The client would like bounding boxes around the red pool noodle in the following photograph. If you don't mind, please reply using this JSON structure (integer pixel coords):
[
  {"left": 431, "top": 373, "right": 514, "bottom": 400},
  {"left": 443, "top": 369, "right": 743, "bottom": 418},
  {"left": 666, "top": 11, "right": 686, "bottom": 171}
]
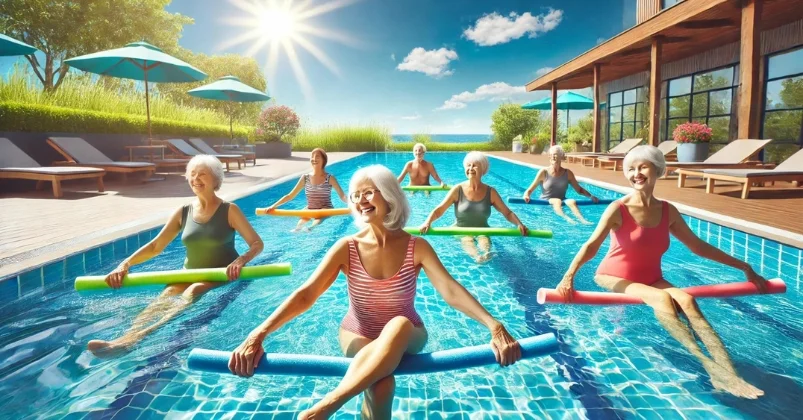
[{"left": 537, "top": 279, "right": 786, "bottom": 305}]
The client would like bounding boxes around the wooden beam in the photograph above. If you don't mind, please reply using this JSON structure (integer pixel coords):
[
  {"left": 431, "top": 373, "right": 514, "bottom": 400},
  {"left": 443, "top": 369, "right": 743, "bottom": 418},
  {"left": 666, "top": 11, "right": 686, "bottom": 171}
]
[
  {"left": 677, "top": 18, "right": 736, "bottom": 29},
  {"left": 593, "top": 64, "right": 602, "bottom": 152},
  {"left": 738, "top": 0, "right": 762, "bottom": 139},
  {"left": 551, "top": 83, "right": 558, "bottom": 146},
  {"left": 649, "top": 37, "right": 663, "bottom": 147}
]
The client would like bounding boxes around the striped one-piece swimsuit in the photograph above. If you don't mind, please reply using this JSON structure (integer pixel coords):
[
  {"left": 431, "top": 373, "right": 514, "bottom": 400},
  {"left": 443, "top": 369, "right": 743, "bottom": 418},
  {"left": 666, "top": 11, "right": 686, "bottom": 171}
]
[
  {"left": 305, "top": 174, "right": 334, "bottom": 210},
  {"left": 340, "top": 236, "right": 424, "bottom": 339}
]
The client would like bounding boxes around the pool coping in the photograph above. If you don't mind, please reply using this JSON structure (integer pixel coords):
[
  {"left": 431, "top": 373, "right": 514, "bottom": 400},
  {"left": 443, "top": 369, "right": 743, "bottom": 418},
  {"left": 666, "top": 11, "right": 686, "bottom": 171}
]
[{"left": 490, "top": 153, "right": 803, "bottom": 249}]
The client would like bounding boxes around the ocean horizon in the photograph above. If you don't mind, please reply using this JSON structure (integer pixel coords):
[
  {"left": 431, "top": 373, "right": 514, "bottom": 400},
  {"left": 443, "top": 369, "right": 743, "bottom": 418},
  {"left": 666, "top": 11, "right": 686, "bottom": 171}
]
[{"left": 392, "top": 134, "right": 492, "bottom": 144}]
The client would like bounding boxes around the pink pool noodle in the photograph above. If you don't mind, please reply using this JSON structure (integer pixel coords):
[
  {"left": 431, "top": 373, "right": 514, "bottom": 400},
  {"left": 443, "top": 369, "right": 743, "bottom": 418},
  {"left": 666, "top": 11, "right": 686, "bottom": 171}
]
[{"left": 537, "top": 279, "right": 786, "bottom": 305}]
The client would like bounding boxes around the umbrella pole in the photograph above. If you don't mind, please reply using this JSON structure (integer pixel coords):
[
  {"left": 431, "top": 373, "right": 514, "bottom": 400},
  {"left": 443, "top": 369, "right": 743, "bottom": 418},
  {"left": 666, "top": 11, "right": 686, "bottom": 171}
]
[
  {"left": 230, "top": 111, "right": 233, "bottom": 141},
  {"left": 144, "top": 70, "right": 152, "bottom": 144}
]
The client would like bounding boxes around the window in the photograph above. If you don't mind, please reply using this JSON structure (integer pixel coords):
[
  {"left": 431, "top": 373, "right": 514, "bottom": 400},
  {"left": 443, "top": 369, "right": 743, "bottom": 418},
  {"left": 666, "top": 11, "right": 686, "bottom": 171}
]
[
  {"left": 762, "top": 45, "right": 803, "bottom": 163},
  {"left": 607, "top": 87, "right": 645, "bottom": 150},
  {"left": 662, "top": 0, "right": 683, "bottom": 9},
  {"left": 663, "top": 65, "right": 737, "bottom": 145}
]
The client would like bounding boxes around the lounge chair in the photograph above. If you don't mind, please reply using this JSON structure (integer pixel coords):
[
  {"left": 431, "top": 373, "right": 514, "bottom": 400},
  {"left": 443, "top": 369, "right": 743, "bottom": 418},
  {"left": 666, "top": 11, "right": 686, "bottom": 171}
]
[
  {"left": 163, "top": 139, "right": 245, "bottom": 171},
  {"left": 595, "top": 140, "right": 678, "bottom": 171},
  {"left": 698, "top": 147, "right": 803, "bottom": 199},
  {"left": 0, "top": 137, "right": 105, "bottom": 198},
  {"left": 47, "top": 137, "right": 156, "bottom": 181},
  {"left": 188, "top": 138, "right": 255, "bottom": 166},
  {"left": 673, "top": 139, "right": 775, "bottom": 187},
  {"left": 568, "top": 138, "right": 644, "bottom": 167}
]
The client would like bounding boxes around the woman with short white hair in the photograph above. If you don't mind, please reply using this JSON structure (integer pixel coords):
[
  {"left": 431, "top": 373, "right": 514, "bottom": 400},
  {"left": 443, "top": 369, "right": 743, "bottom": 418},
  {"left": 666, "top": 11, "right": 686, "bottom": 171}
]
[
  {"left": 229, "top": 164, "right": 521, "bottom": 418},
  {"left": 420, "top": 151, "right": 528, "bottom": 263},
  {"left": 88, "top": 155, "right": 263, "bottom": 357},
  {"left": 554, "top": 145, "right": 767, "bottom": 399},
  {"left": 397, "top": 142, "right": 445, "bottom": 194},
  {"left": 522, "top": 145, "right": 599, "bottom": 224}
]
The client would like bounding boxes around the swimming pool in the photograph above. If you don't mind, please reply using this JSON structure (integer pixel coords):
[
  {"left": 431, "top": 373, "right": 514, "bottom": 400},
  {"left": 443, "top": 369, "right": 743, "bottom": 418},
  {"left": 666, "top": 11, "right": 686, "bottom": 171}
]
[{"left": 0, "top": 152, "right": 801, "bottom": 419}]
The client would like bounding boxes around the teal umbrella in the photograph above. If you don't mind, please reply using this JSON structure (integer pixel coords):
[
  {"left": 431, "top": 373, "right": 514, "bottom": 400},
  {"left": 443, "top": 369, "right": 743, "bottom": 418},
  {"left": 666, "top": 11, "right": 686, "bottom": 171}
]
[
  {"left": 187, "top": 75, "right": 271, "bottom": 139},
  {"left": 522, "top": 91, "right": 595, "bottom": 144},
  {"left": 0, "top": 33, "right": 37, "bottom": 56},
  {"left": 65, "top": 41, "right": 207, "bottom": 141}
]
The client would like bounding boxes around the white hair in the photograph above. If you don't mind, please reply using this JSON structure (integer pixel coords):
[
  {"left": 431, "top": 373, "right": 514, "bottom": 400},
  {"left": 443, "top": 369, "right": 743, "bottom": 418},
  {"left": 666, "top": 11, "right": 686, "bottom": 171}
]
[
  {"left": 463, "top": 151, "right": 489, "bottom": 176},
  {"left": 413, "top": 143, "right": 427, "bottom": 153},
  {"left": 548, "top": 145, "right": 565, "bottom": 159},
  {"left": 185, "top": 155, "right": 225, "bottom": 191},
  {"left": 349, "top": 165, "right": 410, "bottom": 231},
  {"left": 623, "top": 145, "right": 667, "bottom": 178}
]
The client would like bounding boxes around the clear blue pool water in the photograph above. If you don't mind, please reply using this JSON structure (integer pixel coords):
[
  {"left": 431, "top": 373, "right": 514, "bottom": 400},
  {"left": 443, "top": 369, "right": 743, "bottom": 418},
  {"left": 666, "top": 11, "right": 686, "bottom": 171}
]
[{"left": 0, "top": 152, "right": 801, "bottom": 420}]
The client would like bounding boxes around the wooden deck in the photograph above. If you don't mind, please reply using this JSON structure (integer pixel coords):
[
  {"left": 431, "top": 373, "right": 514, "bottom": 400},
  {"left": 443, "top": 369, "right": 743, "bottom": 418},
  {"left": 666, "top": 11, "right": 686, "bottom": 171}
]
[{"left": 491, "top": 152, "right": 803, "bottom": 248}]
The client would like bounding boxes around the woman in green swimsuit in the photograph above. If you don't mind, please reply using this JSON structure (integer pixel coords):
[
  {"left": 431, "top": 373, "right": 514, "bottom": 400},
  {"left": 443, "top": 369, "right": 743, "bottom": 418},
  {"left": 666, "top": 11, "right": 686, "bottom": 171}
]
[
  {"left": 419, "top": 152, "right": 528, "bottom": 263},
  {"left": 87, "top": 155, "right": 264, "bottom": 358}
]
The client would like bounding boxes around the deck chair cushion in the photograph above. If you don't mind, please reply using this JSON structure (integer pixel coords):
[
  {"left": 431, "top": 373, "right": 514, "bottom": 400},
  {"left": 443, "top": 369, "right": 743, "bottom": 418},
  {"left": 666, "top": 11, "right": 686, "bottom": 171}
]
[
  {"left": 703, "top": 148, "right": 803, "bottom": 177},
  {"left": 0, "top": 166, "right": 104, "bottom": 175},
  {"left": 0, "top": 137, "right": 42, "bottom": 168},
  {"left": 48, "top": 137, "right": 113, "bottom": 163},
  {"left": 167, "top": 139, "right": 242, "bottom": 159},
  {"left": 702, "top": 139, "right": 772, "bottom": 164}
]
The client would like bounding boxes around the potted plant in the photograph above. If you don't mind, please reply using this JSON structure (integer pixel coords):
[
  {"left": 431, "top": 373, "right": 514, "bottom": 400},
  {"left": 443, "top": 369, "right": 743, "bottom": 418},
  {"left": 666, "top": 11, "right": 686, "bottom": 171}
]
[
  {"left": 254, "top": 105, "right": 299, "bottom": 158},
  {"left": 673, "top": 122, "right": 712, "bottom": 162},
  {"left": 528, "top": 135, "right": 548, "bottom": 154}
]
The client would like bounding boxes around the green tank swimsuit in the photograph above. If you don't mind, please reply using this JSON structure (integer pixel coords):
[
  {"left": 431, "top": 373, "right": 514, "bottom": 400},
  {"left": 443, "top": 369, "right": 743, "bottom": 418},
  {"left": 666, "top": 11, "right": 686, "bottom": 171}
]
[
  {"left": 181, "top": 202, "right": 239, "bottom": 269},
  {"left": 454, "top": 185, "right": 492, "bottom": 228}
]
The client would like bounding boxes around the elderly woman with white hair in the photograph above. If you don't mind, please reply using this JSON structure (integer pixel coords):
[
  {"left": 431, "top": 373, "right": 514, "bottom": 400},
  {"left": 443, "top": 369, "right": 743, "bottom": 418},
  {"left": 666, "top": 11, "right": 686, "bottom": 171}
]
[
  {"left": 228, "top": 164, "right": 521, "bottom": 419},
  {"left": 555, "top": 145, "right": 768, "bottom": 399},
  {"left": 397, "top": 142, "right": 445, "bottom": 194},
  {"left": 420, "top": 151, "right": 528, "bottom": 263},
  {"left": 522, "top": 145, "right": 599, "bottom": 225},
  {"left": 87, "top": 155, "right": 263, "bottom": 357}
]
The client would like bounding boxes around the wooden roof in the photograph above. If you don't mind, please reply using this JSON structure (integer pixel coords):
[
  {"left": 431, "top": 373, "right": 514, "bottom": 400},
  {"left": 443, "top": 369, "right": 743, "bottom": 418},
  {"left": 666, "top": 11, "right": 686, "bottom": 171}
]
[{"left": 526, "top": 0, "right": 803, "bottom": 91}]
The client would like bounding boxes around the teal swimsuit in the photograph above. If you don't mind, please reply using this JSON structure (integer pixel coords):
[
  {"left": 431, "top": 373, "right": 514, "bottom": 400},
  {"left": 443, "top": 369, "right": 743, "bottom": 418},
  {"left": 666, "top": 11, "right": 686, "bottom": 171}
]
[
  {"left": 180, "top": 202, "right": 239, "bottom": 269},
  {"left": 454, "top": 186, "right": 492, "bottom": 228}
]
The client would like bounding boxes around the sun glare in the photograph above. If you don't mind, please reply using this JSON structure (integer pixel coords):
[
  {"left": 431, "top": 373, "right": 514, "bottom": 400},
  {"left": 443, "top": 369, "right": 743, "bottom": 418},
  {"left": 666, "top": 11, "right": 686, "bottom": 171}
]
[{"left": 221, "top": 0, "right": 363, "bottom": 100}]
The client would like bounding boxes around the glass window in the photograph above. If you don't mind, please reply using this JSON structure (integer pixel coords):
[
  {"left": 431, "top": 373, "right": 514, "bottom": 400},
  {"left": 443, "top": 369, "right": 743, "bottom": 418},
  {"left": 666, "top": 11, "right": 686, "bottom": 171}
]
[
  {"left": 708, "top": 90, "right": 733, "bottom": 115},
  {"left": 609, "top": 123, "right": 622, "bottom": 141},
  {"left": 669, "top": 76, "right": 692, "bottom": 96},
  {"left": 765, "top": 76, "right": 803, "bottom": 110},
  {"left": 763, "top": 110, "right": 803, "bottom": 142},
  {"left": 669, "top": 96, "right": 690, "bottom": 118},
  {"left": 608, "top": 87, "right": 645, "bottom": 149},
  {"left": 693, "top": 68, "right": 734, "bottom": 92},
  {"left": 623, "top": 88, "right": 637, "bottom": 105},
  {"left": 761, "top": 46, "right": 803, "bottom": 163},
  {"left": 610, "top": 106, "right": 622, "bottom": 123},
  {"left": 707, "top": 116, "right": 731, "bottom": 142},
  {"left": 663, "top": 0, "right": 683, "bottom": 9},
  {"left": 767, "top": 46, "right": 803, "bottom": 79},
  {"left": 691, "top": 93, "right": 708, "bottom": 118},
  {"left": 610, "top": 91, "right": 623, "bottom": 107},
  {"left": 663, "top": 65, "right": 737, "bottom": 142}
]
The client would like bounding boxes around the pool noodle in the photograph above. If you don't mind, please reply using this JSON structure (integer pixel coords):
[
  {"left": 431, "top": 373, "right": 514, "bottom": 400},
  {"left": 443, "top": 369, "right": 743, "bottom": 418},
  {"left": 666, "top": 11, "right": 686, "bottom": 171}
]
[
  {"left": 255, "top": 208, "right": 351, "bottom": 217},
  {"left": 403, "top": 227, "right": 552, "bottom": 238},
  {"left": 187, "top": 333, "right": 558, "bottom": 377},
  {"left": 74, "top": 263, "right": 293, "bottom": 291},
  {"left": 401, "top": 185, "right": 450, "bottom": 191},
  {"left": 536, "top": 279, "right": 786, "bottom": 305},
  {"left": 507, "top": 197, "right": 615, "bottom": 206}
]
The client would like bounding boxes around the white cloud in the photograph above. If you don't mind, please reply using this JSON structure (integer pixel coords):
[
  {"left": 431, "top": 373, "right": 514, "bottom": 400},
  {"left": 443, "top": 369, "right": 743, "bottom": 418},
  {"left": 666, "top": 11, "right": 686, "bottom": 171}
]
[
  {"left": 391, "top": 53, "right": 396, "bottom": 61},
  {"left": 396, "top": 47, "right": 458, "bottom": 78},
  {"left": 535, "top": 67, "right": 554, "bottom": 78},
  {"left": 463, "top": 8, "right": 563, "bottom": 47},
  {"left": 400, "top": 114, "right": 421, "bottom": 120},
  {"left": 596, "top": 37, "right": 606, "bottom": 44},
  {"left": 436, "top": 82, "right": 528, "bottom": 111}
]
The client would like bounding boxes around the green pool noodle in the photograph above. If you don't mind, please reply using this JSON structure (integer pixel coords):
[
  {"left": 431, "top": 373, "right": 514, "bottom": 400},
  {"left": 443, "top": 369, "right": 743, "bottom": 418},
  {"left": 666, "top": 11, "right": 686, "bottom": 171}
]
[
  {"left": 401, "top": 185, "right": 450, "bottom": 191},
  {"left": 74, "top": 263, "right": 292, "bottom": 291},
  {"left": 403, "top": 227, "right": 553, "bottom": 238}
]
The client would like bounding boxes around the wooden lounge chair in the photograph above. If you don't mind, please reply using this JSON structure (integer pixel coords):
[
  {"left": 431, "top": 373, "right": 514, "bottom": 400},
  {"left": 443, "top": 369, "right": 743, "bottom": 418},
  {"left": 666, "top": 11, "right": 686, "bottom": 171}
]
[
  {"left": 673, "top": 139, "right": 775, "bottom": 187},
  {"left": 47, "top": 137, "right": 156, "bottom": 182},
  {"left": 189, "top": 138, "right": 255, "bottom": 166},
  {"left": 699, "top": 147, "right": 803, "bottom": 199},
  {"left": 0, "top": 137, "right": 105, "bottom": 198},
  {"left": 163, "top": 139, "right": 245, "bottom": 171},
  {"left": 569, "top": 138, "right": 644, "bottom": 167},
  {"left": 595, "top": 140, "right": 678, "bottom": 171}
]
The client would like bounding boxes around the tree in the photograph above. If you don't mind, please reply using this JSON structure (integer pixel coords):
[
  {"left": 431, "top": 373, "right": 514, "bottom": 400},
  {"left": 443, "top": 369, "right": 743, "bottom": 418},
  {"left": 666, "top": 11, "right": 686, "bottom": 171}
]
[
  {"left": 491, "top": 103, "right": 543, "bottom": 149},
  {"left": 568, "top": 115, "right": 593, "bottom": 144},
  {"left": 255, "top": 105, "right": 300, "bottom": 143},
  {"left": 0, "top": 0, "right": 192, "bottom": 91}
]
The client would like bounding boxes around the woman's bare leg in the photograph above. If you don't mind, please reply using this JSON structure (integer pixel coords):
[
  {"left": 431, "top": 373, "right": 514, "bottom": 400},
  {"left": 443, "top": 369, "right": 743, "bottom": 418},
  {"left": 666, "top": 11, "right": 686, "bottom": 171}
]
[
  {"left": 477, "top": 236, "right": 493, "bottom": 263},
  {"left": 308, "top": 218, "right": 323, "bottom": 229},
  {"left": 549, "top": 198, "right": 576, "bottom": 224},
  {"left": 292, "top": 218, "right": 312, "bottom": 232},
  {"left": 565, "top": 199, "right": 592, "bottom": 225},
  {"left": 460, "top": 236, "right": 483, "bottom": 263}
]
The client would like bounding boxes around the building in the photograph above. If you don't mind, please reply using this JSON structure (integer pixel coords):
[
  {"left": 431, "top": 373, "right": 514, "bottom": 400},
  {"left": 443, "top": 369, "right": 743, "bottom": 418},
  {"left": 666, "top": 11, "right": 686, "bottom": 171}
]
[{"left": 525, "top": 0, "right": 803, "bottom": 163}]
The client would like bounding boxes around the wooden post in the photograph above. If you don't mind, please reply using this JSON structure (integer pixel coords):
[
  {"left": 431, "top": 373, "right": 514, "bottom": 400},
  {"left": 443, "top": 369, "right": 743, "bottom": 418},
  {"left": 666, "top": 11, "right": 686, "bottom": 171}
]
[
  {"left": 551, "top": 83, "right": 558, "bottom": 146},
  {"left": 738, "top": 0, "right": 762, "bottom": 139},
  {"left": 592, "top": 64, "right": 602, "bottom": 152},
  {"left": 649, "top": 37, "right": 663, "bottom": 147}
]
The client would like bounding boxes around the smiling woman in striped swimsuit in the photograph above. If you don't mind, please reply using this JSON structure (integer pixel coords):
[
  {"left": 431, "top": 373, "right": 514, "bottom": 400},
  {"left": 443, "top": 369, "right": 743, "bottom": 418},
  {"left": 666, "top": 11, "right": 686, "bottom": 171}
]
[
  {"left": 263, "top": 148, "right": 348, "bottom": 231},
  {"left": 229, "top": 165, "right": 522, "bottom": 419}
]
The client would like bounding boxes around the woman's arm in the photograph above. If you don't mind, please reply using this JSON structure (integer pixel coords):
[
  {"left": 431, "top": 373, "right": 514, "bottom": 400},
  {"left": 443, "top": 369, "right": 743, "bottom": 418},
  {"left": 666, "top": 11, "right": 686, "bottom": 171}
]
[
  {"left": 420, "top": 185, "right": 460, "bottom": 232},
  {"left": 522, "top": 169, "right": 546, "bottom": 202},
  {"left": 229, "top": 238, "right": 350, "bottom": 376},
  {"left": 328, "top": 175, "right": 348, "bottom": 204},
  {"left": 265, "top": 176, "right": 306, "bottom": 211},
  {"left": 667, "top": 204, "right": 767, "bottom": 292},
  {"left": 226, "top": 203, "right": 265, "bottom": 279},
  {"left": 396, "top": 162, "right": 412, "bottom": 183},
  {"left": 567, "top": 171, "right": 597, "bottom": 202},
  {"left": 417, "top": 239, "right": 521, "bottom": 366},
  {"left": 428, "top": 162, "right": 445, "bottom": 186},
  {"left": 489, "top": 188, "right": 527, "bottom": 235}
]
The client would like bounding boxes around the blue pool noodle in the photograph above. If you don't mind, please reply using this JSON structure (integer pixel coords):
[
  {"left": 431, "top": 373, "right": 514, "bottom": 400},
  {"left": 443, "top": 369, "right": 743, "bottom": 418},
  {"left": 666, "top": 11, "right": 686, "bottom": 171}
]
[
  {"left": 187, "top": 333, "right": 558, "bottom": 377},
  {"left": 507, "top": 197, "right": 615, "bottom": 206}
]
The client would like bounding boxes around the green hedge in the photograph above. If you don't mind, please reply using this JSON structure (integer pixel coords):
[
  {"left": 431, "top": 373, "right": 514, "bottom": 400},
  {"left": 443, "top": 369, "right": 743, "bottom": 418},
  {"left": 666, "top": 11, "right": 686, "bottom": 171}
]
[{"left": 0, "top": 101, "right": 251, "bottom": 139}]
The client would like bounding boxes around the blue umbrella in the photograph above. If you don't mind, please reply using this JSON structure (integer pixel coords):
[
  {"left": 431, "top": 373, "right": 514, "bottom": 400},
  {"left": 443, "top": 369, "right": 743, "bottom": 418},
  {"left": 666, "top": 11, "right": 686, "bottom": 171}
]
[
  {"left": 187, "top": 75, "right": 271, "bottom": 139},
  {"left": 65, "top": 41, "right": 207, "bottom": 141},
  {"left": 0, "top": 33, "right": 37, "bottom": 56},
  {"left": 522, "top": 91, "right": 595, "bottom": 141}
]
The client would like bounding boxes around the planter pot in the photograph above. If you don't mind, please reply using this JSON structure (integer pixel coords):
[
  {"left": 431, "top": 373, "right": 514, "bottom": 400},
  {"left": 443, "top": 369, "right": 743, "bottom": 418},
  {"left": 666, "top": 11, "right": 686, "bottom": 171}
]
[
  {"left": 576, "top": 144, "right": 592, "bottom": 153},
  {"left": 254, "top": 141, "right": 292, "bottom": 158},
  {"left": 530, "top": 143, "right": 545, "bottom": 154},
  {"left": 677, "top": 142, "right": 710, "bottom": 162}
]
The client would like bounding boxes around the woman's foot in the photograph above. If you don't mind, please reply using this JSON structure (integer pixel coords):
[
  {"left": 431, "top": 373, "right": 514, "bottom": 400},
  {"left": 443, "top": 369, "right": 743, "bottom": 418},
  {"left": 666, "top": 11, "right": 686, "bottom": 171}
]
[
  {"left": 298, "top": 396, "right": 341, "bottom": 419},
  {"left": 702, "top": 359, "right": 764, "bottom": 399},
  {"left": 87, "top": 338, "right": 136, "bottom": 358}
]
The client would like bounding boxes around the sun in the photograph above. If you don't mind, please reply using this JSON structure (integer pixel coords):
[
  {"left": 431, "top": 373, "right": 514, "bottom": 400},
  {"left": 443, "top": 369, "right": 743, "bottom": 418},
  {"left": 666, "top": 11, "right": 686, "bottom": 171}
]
[{"left": 220, "top": 0, "right": 363, "bottom": 100}]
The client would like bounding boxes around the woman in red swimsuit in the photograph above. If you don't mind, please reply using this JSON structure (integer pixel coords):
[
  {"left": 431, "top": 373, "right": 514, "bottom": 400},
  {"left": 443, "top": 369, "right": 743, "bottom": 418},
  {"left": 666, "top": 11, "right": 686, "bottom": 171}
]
[
  {"left": 229, "top": 165, "right": 521, "bottom": 419},
  {"left": 555, "top": 145, "right": 768, "bottom": 399}
]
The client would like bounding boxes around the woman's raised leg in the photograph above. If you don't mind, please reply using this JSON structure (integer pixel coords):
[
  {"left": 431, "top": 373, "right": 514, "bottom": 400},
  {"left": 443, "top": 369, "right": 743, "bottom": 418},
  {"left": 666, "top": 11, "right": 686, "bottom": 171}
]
[
  {"left": 549, "top": 198, "right": 576, "bottom": 224},
  {"left": 564, "top": 199, "right": 592, "bottom": 225}
]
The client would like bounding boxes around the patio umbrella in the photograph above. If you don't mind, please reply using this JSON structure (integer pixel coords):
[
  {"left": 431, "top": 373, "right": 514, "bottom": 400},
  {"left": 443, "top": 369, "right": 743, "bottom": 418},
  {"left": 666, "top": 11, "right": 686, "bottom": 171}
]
[
  {"left": 0, "top": 33, "right": 37, "bottom": 56},
  {"left": 522, "top": 91, "right": 594, "bottom": 132},
  {"left": 186, "top": 75, "right": 271, "bottom": 139},
  {"left": 64, "top": 41, "right": 207, "bottom": 142}
]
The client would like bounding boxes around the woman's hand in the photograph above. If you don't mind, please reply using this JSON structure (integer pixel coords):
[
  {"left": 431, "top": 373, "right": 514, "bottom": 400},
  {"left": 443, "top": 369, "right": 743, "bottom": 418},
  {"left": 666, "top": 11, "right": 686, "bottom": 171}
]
[
  {"left": 556, "top": 275, "right": 575, "bottom": 303},
  {"left": 489, "top": 322, "right": 521, "bottom": 367},
  {"left": 517, "top": 223, "right": 528, "bottom": 236},
  {"left": 226, "top": 257, "right": 247, "bottom": 281},
  {"left": 228, "top": 332, "right": 266, "bottom": 377},
  {"left": 419, "top": 221, "right": 432, "bottom": 235},
  {"left": 265, "top": 204, "right": 278, "bottom": 213},
  {"left": 105, "top": 262, "right": 130, "bottom": 289},
  {"left": 522, "top": 192, "right": 531, "bottom": 203},
  {"left": 745, "top": 267, "right": 768, "bottom": 294}
]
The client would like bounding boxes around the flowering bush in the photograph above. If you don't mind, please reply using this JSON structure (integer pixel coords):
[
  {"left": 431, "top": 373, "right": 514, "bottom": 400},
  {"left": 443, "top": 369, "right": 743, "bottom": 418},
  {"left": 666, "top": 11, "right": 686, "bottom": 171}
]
[
  {"left": 672, "top": 122, "right": 712, "bottom": 144},
  {"left": 255, "top": 105, "right": 300, "bottom": 143}
]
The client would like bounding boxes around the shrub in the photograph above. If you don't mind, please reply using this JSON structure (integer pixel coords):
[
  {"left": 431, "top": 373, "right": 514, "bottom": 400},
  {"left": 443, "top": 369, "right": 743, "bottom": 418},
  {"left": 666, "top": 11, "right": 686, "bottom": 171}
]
[
  {"left": 291, "top": 126, "right": 391, "bottom": 151},
  {"left": 255, "top": 105, "right": 300, "bottom": 143},
  {"left": 673, "top": 122, "right": 712, "bottom": 143}
]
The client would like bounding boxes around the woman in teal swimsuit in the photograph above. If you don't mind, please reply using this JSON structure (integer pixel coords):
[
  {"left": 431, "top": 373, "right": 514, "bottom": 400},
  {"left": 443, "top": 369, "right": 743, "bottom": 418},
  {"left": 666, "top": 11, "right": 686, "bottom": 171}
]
[
  {"left": 420, "top": 152, "right": 528, "bottom": 263},
  {"left": 87, "top": 155, "right": 264, "bottom": 357}
]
